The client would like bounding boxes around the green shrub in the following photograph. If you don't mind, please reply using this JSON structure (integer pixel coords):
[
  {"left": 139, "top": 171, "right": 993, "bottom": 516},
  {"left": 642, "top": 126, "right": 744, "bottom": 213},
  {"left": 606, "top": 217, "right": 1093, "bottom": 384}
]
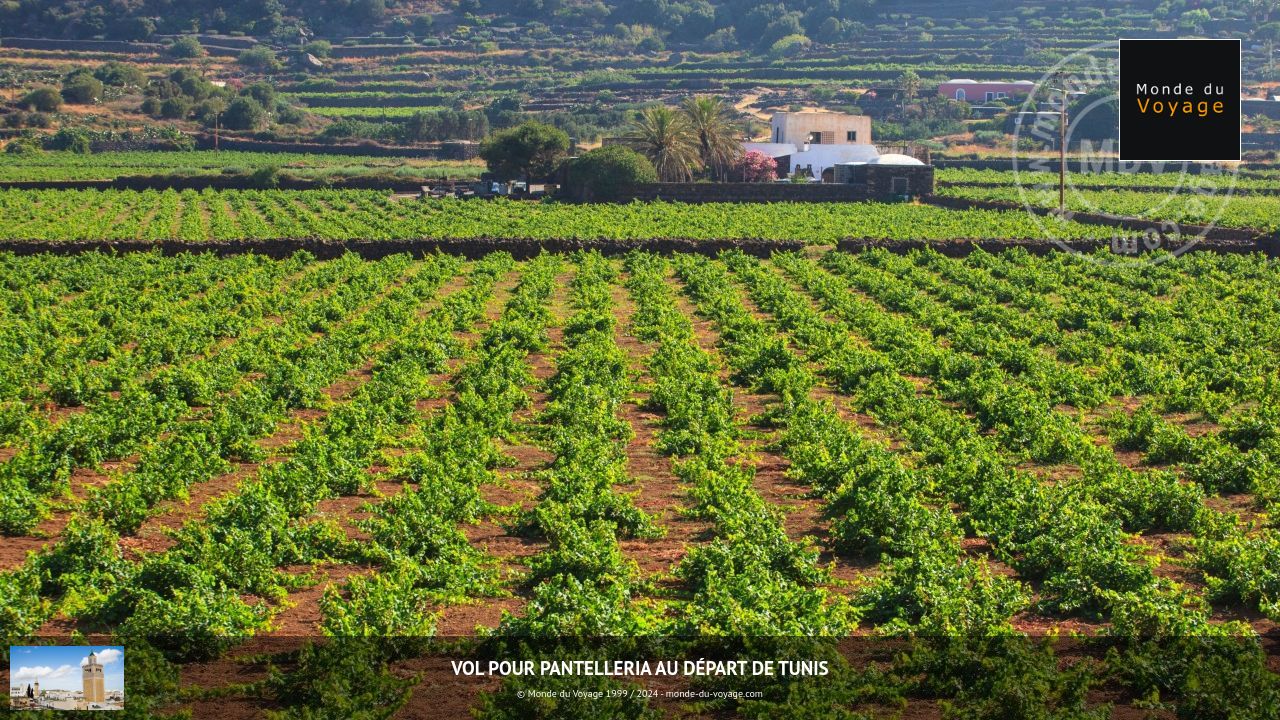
[
  {"left": 302, "top": 40, "right": 332, "bottom": 57},
  {"left": 223, "top": 97, "right": 267, "bottom": 131},
  {"left": 21, "top": 86, "right": 62, "bottom": 112},
  {"left": 61, "top": 75, "right": 104, "bottom": 104},
  {"left": 561, "top": 145, "right": 656, "bottom": 202},
  {"left": 249, "top": 165, "right": 281, "bottom": 188},
  {"left": 479, "top": 120, "right": 569, "bottom": 182},
  {"left": 159, "top": 96, "right": 191, "bottom": 119},
  {"left": 768, "top": 33, "right": 811, "bottom": 59},
  {"left": 241, "top": 81, "right": 276, "bottom": 109},
  {"left": 94, "top": 61, "right": 147, "bottom": 87},
  {"left": 4, "top": 137, "right": 43, "bottom": 154},
  {"left": 238, "top": 46, "right": 282, "bottom": 71},
  {"left": 319, "top": 566, "right": 436, "bottom": 641},
  {"left": 167, "top": 36, "right": 204, "bottom": 58},
  {"left": 46, "top": 127, "right": 93, "bottom": 154},
  {"left": 263, "top": 641, "right": 416, "bottom": 717}
]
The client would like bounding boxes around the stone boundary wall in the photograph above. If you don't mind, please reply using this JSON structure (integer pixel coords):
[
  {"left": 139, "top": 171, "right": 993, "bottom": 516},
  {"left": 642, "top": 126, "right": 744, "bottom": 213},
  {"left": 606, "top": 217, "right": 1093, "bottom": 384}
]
[
  {"left": 7, "top": 236, "right": 1275, "bottom": 260},
  {"left": 0, "top": 36, "right": 243, "bottom": 56}
]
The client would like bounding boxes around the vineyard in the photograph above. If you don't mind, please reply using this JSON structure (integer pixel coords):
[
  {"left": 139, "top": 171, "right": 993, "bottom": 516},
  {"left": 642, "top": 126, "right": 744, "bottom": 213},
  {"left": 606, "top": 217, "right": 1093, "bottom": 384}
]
[
  {"left": 3, "top": 246, "right": 1280, "bottom": 717},
  {"left": 937, "top": 183, "right": 1280, "bottom": 233},
  {"left": 2, "top": 0, "right": 1279, "bottom": 711},
  {"left": 0, "top": 152, "right": 482, "bottom": 183},
  {"left": 0, "top": 190, "right": 1123, "bottom": 243}
]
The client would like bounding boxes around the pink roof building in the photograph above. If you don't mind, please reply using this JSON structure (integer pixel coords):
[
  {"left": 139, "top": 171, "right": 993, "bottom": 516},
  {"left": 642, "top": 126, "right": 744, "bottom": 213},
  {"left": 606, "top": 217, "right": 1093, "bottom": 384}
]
[{"left": 937, "top": 79, "right": 1036, "bottom": 103}]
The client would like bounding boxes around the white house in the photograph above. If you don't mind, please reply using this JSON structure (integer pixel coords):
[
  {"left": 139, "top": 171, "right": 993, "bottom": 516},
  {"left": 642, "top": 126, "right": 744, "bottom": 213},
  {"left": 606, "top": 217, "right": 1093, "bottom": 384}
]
[{"left": 743, "top": 111, "right": 879, "bottom": 180}]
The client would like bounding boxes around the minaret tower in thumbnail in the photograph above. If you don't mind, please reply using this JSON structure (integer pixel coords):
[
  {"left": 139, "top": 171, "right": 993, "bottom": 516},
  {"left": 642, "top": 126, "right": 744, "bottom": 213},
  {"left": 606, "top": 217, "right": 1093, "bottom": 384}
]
[{"left": 83, "top": 652, "right": 105, "bottom": 704}]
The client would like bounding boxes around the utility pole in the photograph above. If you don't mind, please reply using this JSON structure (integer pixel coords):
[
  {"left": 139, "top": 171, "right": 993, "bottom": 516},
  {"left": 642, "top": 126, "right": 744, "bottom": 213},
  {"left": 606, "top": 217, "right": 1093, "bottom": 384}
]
[
  {"left": 214, "top": 111, "right": 220, "bottom": 151},
  {"left": 1060, "top": 90, "right": 1066, "bottom": 214},
  {"left": 1050, "top": 71, "right": 1068, "bottom": 215}
]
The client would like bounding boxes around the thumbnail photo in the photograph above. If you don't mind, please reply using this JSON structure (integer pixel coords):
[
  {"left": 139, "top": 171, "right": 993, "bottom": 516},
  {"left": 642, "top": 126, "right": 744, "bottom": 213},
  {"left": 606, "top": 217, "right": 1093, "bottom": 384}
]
[{"left": 9, "top": 646, "right": 124, "bottom": 711}]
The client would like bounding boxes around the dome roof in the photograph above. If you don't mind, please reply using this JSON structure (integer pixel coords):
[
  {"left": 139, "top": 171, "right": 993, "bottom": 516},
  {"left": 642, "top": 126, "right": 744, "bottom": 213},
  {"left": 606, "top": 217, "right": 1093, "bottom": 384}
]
[{"left": 868, "top": 153, "right": 925, "bottom": 166}]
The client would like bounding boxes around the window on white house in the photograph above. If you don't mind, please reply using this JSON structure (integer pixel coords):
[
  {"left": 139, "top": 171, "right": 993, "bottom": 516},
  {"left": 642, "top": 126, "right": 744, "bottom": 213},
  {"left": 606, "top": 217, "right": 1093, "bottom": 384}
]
[
  {"left": 846, "top": 131, "right": 857, "bottom": 141},
  {"left": 808, "top": 131, "right": 822, "bottom": 144}
]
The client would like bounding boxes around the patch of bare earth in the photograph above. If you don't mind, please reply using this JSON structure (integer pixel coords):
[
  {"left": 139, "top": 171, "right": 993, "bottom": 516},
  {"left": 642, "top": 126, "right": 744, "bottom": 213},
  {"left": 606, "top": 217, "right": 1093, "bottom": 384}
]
[{"left": 1205, "top": 492, "right": 1267, "bottom": 525}]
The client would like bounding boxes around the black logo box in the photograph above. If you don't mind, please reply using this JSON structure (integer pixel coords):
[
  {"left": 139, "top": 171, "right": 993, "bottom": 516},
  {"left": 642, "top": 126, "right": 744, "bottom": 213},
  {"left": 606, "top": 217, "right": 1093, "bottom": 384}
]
[{"left": 1119, "top": 38, "right": 1240, "bottom": 162}]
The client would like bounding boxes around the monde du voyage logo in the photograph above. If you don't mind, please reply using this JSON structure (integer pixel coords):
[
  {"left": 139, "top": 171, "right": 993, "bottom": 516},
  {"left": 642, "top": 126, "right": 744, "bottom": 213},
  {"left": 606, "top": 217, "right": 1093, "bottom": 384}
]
[
  {"left": 1119, "top": 38, "right": 1241, "bottom": 161},
  {"left": 1011, "top": 39, "right": 1242, "bottom": 262}
]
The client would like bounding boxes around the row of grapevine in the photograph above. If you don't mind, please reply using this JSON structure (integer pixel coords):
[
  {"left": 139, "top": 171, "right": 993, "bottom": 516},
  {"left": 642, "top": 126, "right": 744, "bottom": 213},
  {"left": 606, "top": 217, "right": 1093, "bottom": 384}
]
[
  {"left": 0, "top": 151, "right": 472, "bottom": 181},
  {"left": 0, "top": 190, "right": 1123, "bottom": 242},
  {"left": 889, "top": 248, "right": 1280, "bottom": 489},
  {"left": 627, "top": 253, "right": 849, "bottom": 636},
  {"left": 316, "top": 251, "right": 558, "bottom": 643},
  {"left": 497, "top": 252, "right": 660, "bottom": 636},
  {"left": 916, "top": 248, "right": 1280, "bottom": 498},
  {"left": 674, "top": 254, "right": 1022, "bottom": 633},
  {"left": 249, "top": 254, "right": 525, "bottom": 719},
  {"left": 476, "top": 253, "right": 663, "bottom": 719},
  {"left": 1, "top": 253, "right": 303, "bottom": 452},
  {"left": 764, "top": 252, "right": 1204, "bottom": 614},
  {"left": 938, "top": 184, "right": 1280, "bottom": 232},
  {"left": 666, "top": 254, "right": 1160, "bottom": 715},
  {"left": 894, "top": 248, "right": 1280, "bottom": 618},
  {"left": 3, "top": 249, "right": 1280, "bottom": 716}
]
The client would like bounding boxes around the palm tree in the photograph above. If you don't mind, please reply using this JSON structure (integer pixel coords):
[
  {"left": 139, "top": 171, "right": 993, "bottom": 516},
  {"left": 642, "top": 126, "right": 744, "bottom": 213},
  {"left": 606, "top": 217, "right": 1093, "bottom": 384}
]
[
  {"left": 624, "top": 106, "right": 701, "bottom": 183},
  {"left": 895, "top": 70, "right": 921, "bottom": 119},
  {"left": 680, "top": 95, "right": 742, "bottom": 181}
]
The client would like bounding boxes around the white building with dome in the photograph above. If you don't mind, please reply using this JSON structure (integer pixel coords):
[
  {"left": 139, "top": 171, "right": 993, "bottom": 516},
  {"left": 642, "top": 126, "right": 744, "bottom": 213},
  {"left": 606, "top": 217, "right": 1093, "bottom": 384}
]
[
  {"left": 832, "top": 152, "right": 933, "bottom": 197},
  {"left": 742, "top": 111, "right": 932, "bottom": 191},
  {"left": 743, "top": 110, "right": 880, "bottom": 180}
]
